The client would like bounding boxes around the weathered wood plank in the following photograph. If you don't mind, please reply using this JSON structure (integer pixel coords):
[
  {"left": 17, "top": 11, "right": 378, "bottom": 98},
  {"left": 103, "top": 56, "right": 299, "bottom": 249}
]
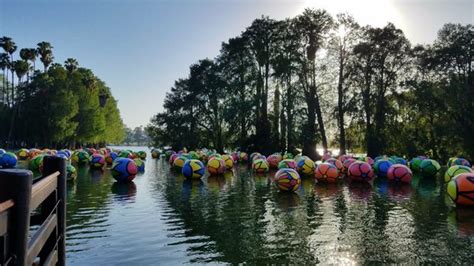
[
  {"left": 27, "top": 213, "right": 57, "bottom": 265},
  {"left": 43, "top": 248, "right": 58, "bottom": 266},
  {"left": 30, "top": 172, "right": 59, "bottom": 211},
  {"left": 0, "top": 200, "right": 14, "bottom": 214}
]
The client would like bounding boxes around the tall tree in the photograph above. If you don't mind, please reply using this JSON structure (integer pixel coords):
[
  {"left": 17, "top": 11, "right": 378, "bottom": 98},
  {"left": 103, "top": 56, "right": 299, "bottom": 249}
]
[
  {"left": 65, "top": 58, "right": 79, "bottom": 73},
  {"left": 294, "top": 8, "right": 333, "bottom": 159},
  {"left": 37, "top": 41, "right": 54, "bottom": 72}
]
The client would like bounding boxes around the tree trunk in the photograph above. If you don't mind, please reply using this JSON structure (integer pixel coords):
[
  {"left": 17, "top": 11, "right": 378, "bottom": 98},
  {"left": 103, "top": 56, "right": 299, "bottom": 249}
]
[
  {"left": 286, "top": 76, "right": 294, "bottom": 151},
  {"left": 302, "top": 85, "right": 319, "bottom": 161},
  {"left": 337, "top": 53, "right": 346, "bottom": 155}
]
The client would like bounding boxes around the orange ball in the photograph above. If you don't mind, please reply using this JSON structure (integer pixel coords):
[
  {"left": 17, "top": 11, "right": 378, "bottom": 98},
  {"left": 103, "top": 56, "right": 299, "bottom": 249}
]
[{"left": 315, "top": 163, "right": 339, "bottom": 183}]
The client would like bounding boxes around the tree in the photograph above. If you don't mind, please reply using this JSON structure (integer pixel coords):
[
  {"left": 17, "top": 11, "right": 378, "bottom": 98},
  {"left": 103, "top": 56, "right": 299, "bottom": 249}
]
[
  {"left": 294, "top": 8, "right": 333, "bottom": 160},
  {"left": 65, "top": 58, "right": 79, "bottom": 73},
  {"left": 37, "top": 41, "right": 54, "bottom": 72}
]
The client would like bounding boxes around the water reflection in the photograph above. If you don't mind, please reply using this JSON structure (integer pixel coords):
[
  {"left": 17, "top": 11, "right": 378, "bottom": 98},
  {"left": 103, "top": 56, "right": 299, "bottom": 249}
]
[{"left": 25, "top": 149, "right": 470, "bottom": 265}]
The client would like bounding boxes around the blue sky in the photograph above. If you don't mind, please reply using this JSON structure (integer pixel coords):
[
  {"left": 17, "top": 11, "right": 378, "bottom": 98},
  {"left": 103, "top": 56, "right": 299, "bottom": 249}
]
[{"left": 1, "top": 0, "right": 472, "bottom": 128}]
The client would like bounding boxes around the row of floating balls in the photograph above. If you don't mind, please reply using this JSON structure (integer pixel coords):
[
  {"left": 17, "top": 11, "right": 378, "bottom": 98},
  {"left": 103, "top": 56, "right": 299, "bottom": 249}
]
[
  {"left": 0, "top": 148, "right": 147, "bottom": 183},
  {"left": 150, "top": 149, "right": 474, "bottom": 206}
]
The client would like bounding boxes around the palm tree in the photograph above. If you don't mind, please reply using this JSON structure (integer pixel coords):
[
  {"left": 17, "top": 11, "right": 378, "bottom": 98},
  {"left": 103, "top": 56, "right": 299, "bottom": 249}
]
[
  {"left": 64, "top": 58, "right": 79, "bottom": 73},
  {"left": 19, "top": 48, "right": 37, "bottom": 82},
  {"left": 37, "top": 41, "right": 54, "bottom": 72},
  {"left": 0, "top": 53, "right": 9, "bottom": 105},
  {"left": 1, "top": 36, "right": 17, "bottom": 105},
  {"left": 13, "top": 60, "right": 29, "bottom": 84}
]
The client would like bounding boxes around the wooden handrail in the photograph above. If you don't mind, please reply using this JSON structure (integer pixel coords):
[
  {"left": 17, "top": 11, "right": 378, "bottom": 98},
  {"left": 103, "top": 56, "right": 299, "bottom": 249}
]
[
  {"left": 27, "top": 212, "right": 58, "bottom": 265},
  {"left": 0, "top": 199, "right": 14, "bottom": 213},
  {"left": 30, "top": 171, "right": 59, "bottom": 211}
]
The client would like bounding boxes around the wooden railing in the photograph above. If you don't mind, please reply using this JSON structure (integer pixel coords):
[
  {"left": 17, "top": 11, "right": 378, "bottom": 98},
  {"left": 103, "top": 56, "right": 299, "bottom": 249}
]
[{"left": 0, "top": 156, "right": 66, "bottom": 266}]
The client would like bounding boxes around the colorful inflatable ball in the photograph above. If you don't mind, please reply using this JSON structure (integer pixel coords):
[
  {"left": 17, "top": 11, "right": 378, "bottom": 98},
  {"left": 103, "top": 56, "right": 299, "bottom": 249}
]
[
  {"left": 0, "top": 152, "right": 17, "bottom": 168},
  {"left": 447, "top": 173, "right": 474, "bottom": 206},
  {"left": 374, "top": 159, "right": 393, "bottom": 178},
  {"left": 450, "top": 158, "right": 471, "bottom": 168},
  {"left": 278, "top": 159, "right": 297, "bottom": 170},
  {"left": 314, "top": 163, "right": 339, "bottom": 183},
  {"left": 137, "top": 151, "right": 147, "bottom": 160},
  {"left": 325, "top": 158, "right": 344, "bottom": 176},
  {"left": 111, "top": 158, "right": 138, "bottom": 182},
  {"left": 16, "top": 148, "right": 29, "bottom": 160},
  {"left": 67, "top": 164, "right": 77, "bottom": 181},
  {"left": 182, "top": 159, "right": 205, "bottom": 179},
  {"left": 207, "top": 157, "right": 226, "bottom": 175},
  {"left": 252, "top": 158, "right": 269, "bottom": 173},
  {"left": 169, "top": 153, "right": 179, "bottom": 165},
  {"left": 29, "top": 154, "right": 44, "bottom": 171},
  {"left": 72, "top": 150, "right": 90, "bottom": 165},
  {"left": 134, "top": 158, "right": 145, "bottom": 172},
  {"left": 409, "top": 157, "right": 423, "bottom": 172},
  {"left": 387, "top": 164, "right": 412, "bottom": 183},
  {"left": 267, "top": 154, "right": 281, "bottom": 169},
  {"left": 172, "top": 155, "right": 188, "bottom": 170},
  {"left": 296, "top": 158, "right": 315, "bottom": 176},
  {"left": 0, "top": 149, "right": 5, "bottom": 155},
  {"left": 239, "top": 152, "right": 248, "bottom": 162},
  {"left": 342, "top": 158, "right": 357, "bottom": 173},
  {"left": 28, "top": 149, "right": 41, "bottom": 159},
  {"left": 419, "top": 159, "right": 441, "bottom": 178},
  {"left": 89, "top": 154, "right": 106, "bottom": 169},
  {"left": 283, "top": 152, "right": 294, "bottom": 160},
  {"left": 118, "top": 150, "right": 133, "bottom": 159},
  {"left": 106, "top": 152, "right": 118, "bottom": 165},
  {"left": 444, "top": 165, "right": 472, "bottom": 184},
  {"left": 274, "top": 168, "right": 301, "bottom": 192},
  {"left": 151, "top": 149, "right": 160, "bottom": 159},
  {"left": 221, "top": 154, "right": 234, "bottom": 170},
  {"left": 348, "top": 161, "right": 374, "bottom": 182}
]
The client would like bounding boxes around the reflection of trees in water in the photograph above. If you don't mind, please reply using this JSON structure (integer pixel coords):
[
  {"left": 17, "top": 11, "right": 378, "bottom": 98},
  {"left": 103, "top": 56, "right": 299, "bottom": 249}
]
[
  {"left": 66, "top": 166, "right": 113, "bottom": 253},
  {"left": 111, "top": 181, "right": 137, "bottom": 203},
  {"left": 153, "top": 163, "right": 329, "bottom": 264}
]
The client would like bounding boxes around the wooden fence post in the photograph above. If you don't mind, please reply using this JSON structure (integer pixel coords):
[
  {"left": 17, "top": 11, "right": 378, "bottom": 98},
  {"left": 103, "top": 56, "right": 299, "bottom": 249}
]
[
  {"left": 0, "top": 169, "right": 33, "bottom": 266},
  {"left": 42, "top": 156, "right": 67, "bottom": 266}
]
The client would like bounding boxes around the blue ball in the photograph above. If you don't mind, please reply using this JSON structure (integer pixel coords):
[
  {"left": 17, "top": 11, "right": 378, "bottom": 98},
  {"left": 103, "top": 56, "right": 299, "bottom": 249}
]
[
  {"left": 0, "top": 152, "right": 17, "bottom": 168},
  {"left": 111, "top": 158, "right": 138, "bottom": 182},
  {"left": 375, "top": 159, "right": 393, "bottom": 177},
  {"left": 0, "top": 149, "right": 5, "bottom": 155},
  {"left": 182, "top": 159, "right": 205, "bottom": 179}
]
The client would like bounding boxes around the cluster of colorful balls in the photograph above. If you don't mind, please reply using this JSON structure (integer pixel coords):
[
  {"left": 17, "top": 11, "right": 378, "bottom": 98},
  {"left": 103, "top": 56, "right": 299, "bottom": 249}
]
[{"left": 444, "top": 157, "right": 474, "bottom": 206}]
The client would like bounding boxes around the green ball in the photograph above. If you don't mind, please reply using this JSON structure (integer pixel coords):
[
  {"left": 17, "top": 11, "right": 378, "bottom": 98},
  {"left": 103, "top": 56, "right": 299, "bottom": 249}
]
[
  {"left": 444, "top": 165, "right": 472, "bottom": 183},
  {"left": 29, "top": 155, "right": 44, "bottom": 170},
  {"left": 409, "top": 157, "right": 423, "bottom": 172},
  {"left": 419, "top": 159, "right": 441, "bottom": 177},
  {"left": 67, "top": 164, "right": 77, "bottom": 181}
]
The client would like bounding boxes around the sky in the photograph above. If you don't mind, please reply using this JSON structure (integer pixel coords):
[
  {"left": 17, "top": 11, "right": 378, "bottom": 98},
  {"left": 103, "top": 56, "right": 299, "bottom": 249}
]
[{"left": 1, "top": 0, "right": 472, "bottom": 128}]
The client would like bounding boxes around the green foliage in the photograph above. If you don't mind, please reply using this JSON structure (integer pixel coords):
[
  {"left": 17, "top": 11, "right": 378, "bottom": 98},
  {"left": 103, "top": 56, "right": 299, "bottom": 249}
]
[
  {"left": 147, "top": 11, "right": 472, "bottom": 161},
  {"left": 0, "top": 37, "right": 125, "bottom": 148}
]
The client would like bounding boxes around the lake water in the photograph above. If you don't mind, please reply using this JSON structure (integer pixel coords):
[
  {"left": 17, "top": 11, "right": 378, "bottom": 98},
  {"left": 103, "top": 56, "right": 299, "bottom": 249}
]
[{"left": 26, "top": 147, "right": 474, "bottom": 264}]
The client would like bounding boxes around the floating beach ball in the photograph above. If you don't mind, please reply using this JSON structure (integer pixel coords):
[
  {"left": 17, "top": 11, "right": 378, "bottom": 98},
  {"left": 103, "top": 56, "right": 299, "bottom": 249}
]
[
  {"left": 72, "top": 150, "right": 90, "bottom": 165},
  {"left": 134, "top": 158, "right": 145, "bottom": 172},
  {"left": 169, "top": 153, "right": 179, "bottom": 165},
  {"left": 250, "top": 152, "right": 261, "bottom": 162},
  {"left": 67, "top": 164, "right": 77, "bottom": 181},
  {"left": 0, "top": 149, "right": 5, "bottom": 155},
  {"left": 374, "top": 159, "right": 393, "bottom": 177},
  {"left": 29, "top": 155, "right": 44, "bottom": 171},
  {"left": 221, "top": 154, "right": 234, "bottom": 170},
  {"left": 297, "top": 158, "right": 315, "bottom": 176},
  {"left": 239, "top": 152, "right": 248, "bottom": 162},
  {"left": 409, "top": 157, "right": 424, "bottom": 172},
  {"left": 447, "top": 173, "right": 474, "bottom": 206},
  {"left": 151, "top": 149, "right": 159, "bottom": 159},
  {"left": 106, "top": 152, "right": 118, "bottom": 165},
  {"left": 278, "top": 159, "right": 297, "bottom": 170},
  {"left": 342, "top": 158, "right": 357, "bottom": 173},
  {"left": 188, "top": 151, "right": 199, "bottom": 160},
  {"left": 325, "top": 158, "right": 344, "bottom": 176},
  {"left": 118, "top": 150, "right": 132, "bottom": 159},
  {"left": 231, "top": 152, "right": 239, "bottom": 162},
  {"left": 252, "top": 158, "right": 269, "bottom": 173},
  {"left": 315, "top": 163, "right": 339, "bottom": 183},
  {"left": 267, "top": 155, "right": 281, "bottom": 169},
  {"left": 444, "top": 165, "right": 472, "bottom": 183},
  {"left": 392, "top": 157, "right": 407, "bottom": 165},
  {"left": 387, "top": 164, "right": 412, "bottom": 183},
  {"left": 182, "top": 159, "right": 205, "bottom": 179},
  {"left": 283, "top": 152, "right": 294, "bottom": 160},
  {"left": 207, "top": 157, "right": 226, "bottom": 175},
  {"left": 253, "top": 154, "right": 266, "bottom": 162},
  {"left": 419, "top": 159, "right": 441, "bottom": 178},
  {"left": 274, "top": 168, "right": 301, "bottom": 192},
  {"left": 137, "top": 151, "right": 147, "bottom": 160},
  {"left": 89, "top": 154, "right": 106, "bottom": 169},
  {"left": 450, "top": 158, "right": 471, "bottom": 168},
  {"left": 16, "top": 148, "right": 29, "bottom": 160},
  {"left": 348, "top": 161, "right": 374, "bottom": 182},
  {"left": 0, "top": 152, "right": 17, "bottom": 168},
  {"left": 111, "top": 158, "right": 138, "bottom": 182},
  {"left": 173, "top": 155, "right": 188, "bottom": 170},
  {"left": 28, "top": 149, "right": 41, "bottom": 159}
]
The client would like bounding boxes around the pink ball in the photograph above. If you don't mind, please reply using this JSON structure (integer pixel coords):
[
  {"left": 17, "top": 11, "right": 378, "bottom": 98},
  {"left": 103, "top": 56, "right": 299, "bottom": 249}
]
[
  {"left": 348, "top": 161, "right": 374, "bottom": 182},
  {"left": 387, "top": 164, "right": 412, "bottom": 183}
]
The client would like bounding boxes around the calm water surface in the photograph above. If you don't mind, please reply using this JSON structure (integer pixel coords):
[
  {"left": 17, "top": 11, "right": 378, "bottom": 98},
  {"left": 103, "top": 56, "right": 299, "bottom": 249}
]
[{"left": 57, "top": 147, "right": 473, "bottom": 264}]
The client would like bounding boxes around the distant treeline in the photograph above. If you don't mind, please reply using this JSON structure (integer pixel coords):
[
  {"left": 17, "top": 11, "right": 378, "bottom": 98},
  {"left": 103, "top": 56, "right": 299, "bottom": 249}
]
[
  {"left": 0, "top": 37, "right": 126, "bottom": 148},
  {"left": 146, "top": 8, "right": 473, "bottom": 161},
  {"left": 122, "top": 126, "right": 150, "bottom": 146}
]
